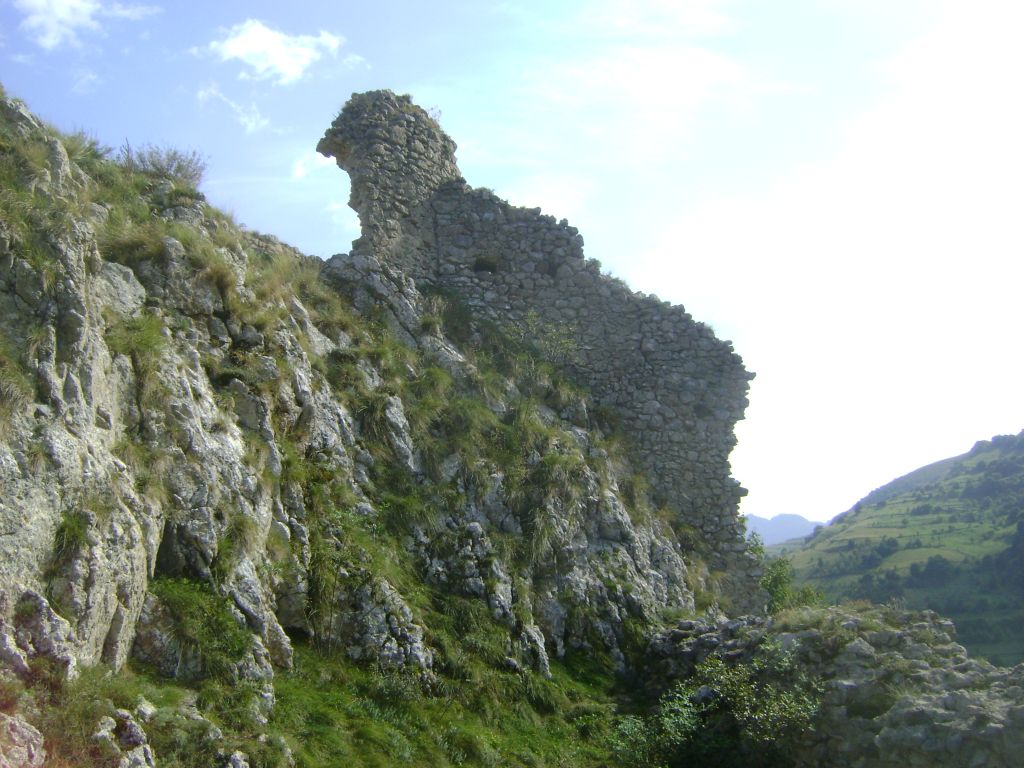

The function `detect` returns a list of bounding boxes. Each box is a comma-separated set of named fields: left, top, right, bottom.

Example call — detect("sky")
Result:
left=2, top=0, right=1022, bottom=523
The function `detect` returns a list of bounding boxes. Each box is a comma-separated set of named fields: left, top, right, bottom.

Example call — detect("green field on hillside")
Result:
left=776, top=433, right=1024, bottom=665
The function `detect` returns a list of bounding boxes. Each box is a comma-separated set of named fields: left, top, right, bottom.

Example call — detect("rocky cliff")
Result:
left=0, top=88, right=1021, bottom=768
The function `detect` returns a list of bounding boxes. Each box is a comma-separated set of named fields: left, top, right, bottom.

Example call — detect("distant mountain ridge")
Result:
left=780, top=431, right=1024, bottom=664
left=744, top=513, right=818, bottom=545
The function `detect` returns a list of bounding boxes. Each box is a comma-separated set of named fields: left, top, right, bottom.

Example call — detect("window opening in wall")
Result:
left=472, top=256, right=499, bottom=273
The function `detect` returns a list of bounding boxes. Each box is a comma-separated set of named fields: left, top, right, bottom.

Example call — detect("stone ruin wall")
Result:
left=318, top=91, right=754, bottom=565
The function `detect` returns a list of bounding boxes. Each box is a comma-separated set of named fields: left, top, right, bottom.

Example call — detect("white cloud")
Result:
left=526, top=45, right=754, bottom=154
left=71, top=68, right=100, bottom=93
left=291, top=152, right=335, bottom=180
left=453, top=0, right=778, bottom=191
left=197, top=83, right=269, bottom=133
left=341, top=52, right=369, bottom=70
left=15, top=0, right=100, bottom=49
left=498, top=171, right=596, bottom=226
left=13, top=0, right=160, bottom=50
left=327, top=201, right=359, bottom=235
left=207, top=20, right=342, bottom=85
left=104, top=1, right=159, bottom=20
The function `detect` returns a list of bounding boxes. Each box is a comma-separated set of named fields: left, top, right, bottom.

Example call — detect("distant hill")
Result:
left=780, top=432, right=1024, bottom=665
left=744, top=513, right=818, bottom=546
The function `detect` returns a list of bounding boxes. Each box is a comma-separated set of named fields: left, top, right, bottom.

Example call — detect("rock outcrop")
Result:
left=0, top=713, right=46, bottom=768
left=644, top=604, right=1024, bottom=767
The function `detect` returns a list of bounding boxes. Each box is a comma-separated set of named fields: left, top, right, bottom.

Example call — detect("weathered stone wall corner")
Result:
left=319, top=90, right=758, bottom=596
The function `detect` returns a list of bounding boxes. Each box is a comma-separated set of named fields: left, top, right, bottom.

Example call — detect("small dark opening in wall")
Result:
left=473, top=256, right=499, bottom=274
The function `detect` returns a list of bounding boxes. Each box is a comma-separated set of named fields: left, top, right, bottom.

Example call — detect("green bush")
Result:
left=760, top=557, right=822, bottom=614
left=611, top=643, right=822, bottom=768
left=518, top=309, right=581, bottom=366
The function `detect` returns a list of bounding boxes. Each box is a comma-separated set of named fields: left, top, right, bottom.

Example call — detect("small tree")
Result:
left=760, top=557, right=822, bottom=614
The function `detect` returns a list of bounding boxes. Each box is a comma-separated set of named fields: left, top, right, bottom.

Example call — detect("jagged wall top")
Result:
left=317, top=91, right=461, bottom=252
left=319, top=90, right=757, bottom=589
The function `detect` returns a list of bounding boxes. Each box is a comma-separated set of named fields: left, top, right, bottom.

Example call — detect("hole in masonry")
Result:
left=472, top=256, right=499, bottom=274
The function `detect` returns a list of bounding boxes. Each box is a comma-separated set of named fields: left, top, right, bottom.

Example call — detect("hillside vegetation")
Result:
left=2, top=85, right=1023, bottom=768
left=0, top=85, right=767, bottom=768
left=778, top=433, right=1024, bottom=664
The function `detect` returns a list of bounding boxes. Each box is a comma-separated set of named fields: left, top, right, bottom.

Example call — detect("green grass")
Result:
left=98, top=215, right=168, bottom=267
left=31, top=662, right=286, bottom=768
left=783, top=433, right=1024, bottom=663
left=272, top=641, right=617, bottom=768
left=0, top=335, right=34, bottom=431
left=27, top=628, right=622, bottom=768
left=50, top=510, right=90, bottom=566
left=105, top=313, right=167, bottom=374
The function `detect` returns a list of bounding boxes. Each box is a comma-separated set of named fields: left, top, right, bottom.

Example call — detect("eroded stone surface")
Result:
left=0, top=714, right=45, bottom=768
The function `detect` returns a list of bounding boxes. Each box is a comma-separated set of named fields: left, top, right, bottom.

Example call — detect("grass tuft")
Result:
left=149, top=577, right=253, bottom=681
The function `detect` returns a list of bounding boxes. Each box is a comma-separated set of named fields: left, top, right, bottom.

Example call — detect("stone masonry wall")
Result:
left=318, top=91, right=755, bottom=568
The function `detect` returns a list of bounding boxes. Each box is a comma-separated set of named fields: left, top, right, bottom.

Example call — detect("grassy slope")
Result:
left=0, top=92, right=677, bottom=767
left=779, top=433, right=1024, bottom=664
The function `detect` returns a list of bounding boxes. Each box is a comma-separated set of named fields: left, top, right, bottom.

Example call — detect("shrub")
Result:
left=519, top=309, right=581, bottom=366
left=117, top=141, right=206, bottom=188
left=612, top=643, right=822, bottom=767
left=761, top=557, right=822, bottom=614
left=0, top=676, right=23, bottom=713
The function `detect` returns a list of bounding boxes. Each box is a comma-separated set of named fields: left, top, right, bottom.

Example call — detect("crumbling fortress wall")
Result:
left=318, top=90, right=754, bottom=566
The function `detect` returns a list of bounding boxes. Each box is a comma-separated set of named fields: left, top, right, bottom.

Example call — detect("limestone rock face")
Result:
left=91, top=709, right=156, bottom=768
left=2, top=591, right=78, bottom=682
left=0, top=713, right=45, bottom=768
left=326, top=575, right=433, bottom=670
left=321, top=244, right=701, bottom=666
